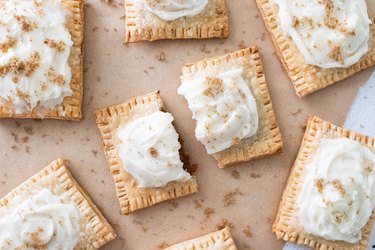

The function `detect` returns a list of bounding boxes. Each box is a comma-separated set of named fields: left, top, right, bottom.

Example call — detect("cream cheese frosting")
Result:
left=0, top=0, right=73, bottom=114
left=117, top=111, right=192, bottom=188
left=178, top=67, right=258, bottom=154
left=297, top=138, right=375, bottom=243
left=273, top=0, right=371, bottom=68
left=0, top=189, right=81, bottom=249
left=144, top=0, right=208, bottom=21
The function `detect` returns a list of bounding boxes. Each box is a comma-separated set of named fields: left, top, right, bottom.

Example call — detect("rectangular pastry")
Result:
left=95, top=91, right=198, bottom=214
left=124, top=0, right=229, bottom=42
left=178, top=47, right=283, bottom=167
left=164, top=227, right=237, bottom=250
left=255, top=0, right=375, bottom=97
left=273, top=116, right=375, bottom=249
left=0, top=158, right=116, bottom=249
left=0, top=0, right=83, bottom=120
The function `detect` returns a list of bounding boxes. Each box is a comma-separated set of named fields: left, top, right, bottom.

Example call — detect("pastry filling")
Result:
left=144, top=0, right=208, bottom=21
left=274, top=0, right=371, bottom=68
left=117, top=111, right=192, bottom=188
left=0, top=189, right=80, bottom=249
left=178, top=66, right=258, bottom=154
left=297, top=138, right=375, bottom=243
left=0, top=0, right=73, bottom=114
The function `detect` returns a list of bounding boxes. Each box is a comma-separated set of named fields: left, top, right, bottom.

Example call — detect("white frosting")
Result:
left=0, top=0, right=73, bottom=113
left=274, top=0, right=371, bottom=68
left=297, top=138, right=375, bottom=243
left=117, top=111, right=192, bottom=188
left=0, top=189, right=81, bottom=249
left=178, top=67, right=258, bottom=154
left=144, top=0, right=208, bottom=21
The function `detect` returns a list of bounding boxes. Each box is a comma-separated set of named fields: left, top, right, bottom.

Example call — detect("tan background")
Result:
left=0, top=0, right=374, bottom=249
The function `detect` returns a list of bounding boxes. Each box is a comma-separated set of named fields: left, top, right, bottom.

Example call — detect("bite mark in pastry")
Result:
left=95, top=91, right=198, bottom=214
left=178, top=47, right=283, bottom=167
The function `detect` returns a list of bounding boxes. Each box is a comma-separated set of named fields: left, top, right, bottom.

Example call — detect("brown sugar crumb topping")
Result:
left=149, top=147, right=158, bottom=158
left=25, top=226, right=45, bottom=247
left=0, top=37, right=16, bottom=53
left=16, top=88, right=30, bottom=101
left=12, top=77, right=19, bottom=84
left=15, top=15, right=38, bottom=32
left=318, top=0, right=339, bottom=29
left=47, top=68, right=65, bottom=86
left=44, top=39, right=66, bottom=53
left=0, top=52, right=40, bottom=77
left=333, top=211, right=344, bottom=224
left=203, top=77, right=224, bottom=98
left=327, top=42, right=344, bottom=64
left=332, top=179, right=346, bottom=196
left=292, top=16, right=299, bottom=28
left=365, top=163, right=373, bottom=172
left=315, top=178, right=324, bottom=193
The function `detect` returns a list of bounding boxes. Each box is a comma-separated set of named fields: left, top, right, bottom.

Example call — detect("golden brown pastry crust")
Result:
left=0, top=0, right=84, bottom=120
left=124, top=0, right=229, bottom=42
left=95, top=91, right=198, bottom=215
left=255, top=0, right=375, bottom=97
left=181, top=47, right=283, bottom=167
left=164, top=227, right=237, bottom=250
left=273, top=116, right=375, bottom=250
left=0, top=158, right=116, bottom=249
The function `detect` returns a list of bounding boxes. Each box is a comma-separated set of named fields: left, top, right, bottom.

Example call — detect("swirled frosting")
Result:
left=274, top=0, right=371, bottom=68
left=0, top=189, right=81, bottom=249
left=0, top=0, right=73, bottom=113
left=117, top=111, right=192, bottom=188
left=178, top=67, right=258, bottom=154
left=297, top=138, right=375, bottom=243
left=144, top=0, right=208, bottom=21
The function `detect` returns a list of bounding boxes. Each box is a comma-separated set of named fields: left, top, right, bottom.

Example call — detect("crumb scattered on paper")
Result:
left=217, top=218, right=233, bottom=230
left=231, top=170, right=240, bottom=179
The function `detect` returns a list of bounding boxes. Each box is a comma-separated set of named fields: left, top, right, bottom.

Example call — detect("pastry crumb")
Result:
left=242, top=225, right=252, bottom=237
left=157, top=242, right=170, bottom=249
left=238, top=40, right=247, bottom=49
left=156, top=52, right=166, bottom=62
left=250, top=173, right=261, bottom=179
left=24, top=126, right=33, bottom=135
left=223, top=188, right=243, bottom=207
left=203, top=207, right=215, bottom=219
left=92, top=150, right=98, bottom=157
left=231, top=170, right=240, bottom=179
left=217, top=218, right=233, bottom=230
